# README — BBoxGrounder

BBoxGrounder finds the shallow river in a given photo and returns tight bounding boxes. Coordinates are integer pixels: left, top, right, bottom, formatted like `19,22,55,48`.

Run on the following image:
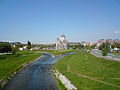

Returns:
3,52,73,90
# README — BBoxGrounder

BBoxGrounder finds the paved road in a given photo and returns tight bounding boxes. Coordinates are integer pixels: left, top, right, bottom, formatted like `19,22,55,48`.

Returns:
0,53,12,55
90,50,120,62
3,52,73,90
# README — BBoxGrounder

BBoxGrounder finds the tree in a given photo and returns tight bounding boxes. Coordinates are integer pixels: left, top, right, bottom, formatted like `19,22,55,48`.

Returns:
99,43,110,53
27,41,31,50
0,43,12,53
12,46,18,54
105,43,111,53
111,44,115,49
115,43,120,48
102,48,108,56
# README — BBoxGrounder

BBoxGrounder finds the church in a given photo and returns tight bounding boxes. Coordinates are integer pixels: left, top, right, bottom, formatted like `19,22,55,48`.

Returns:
56,34,69,50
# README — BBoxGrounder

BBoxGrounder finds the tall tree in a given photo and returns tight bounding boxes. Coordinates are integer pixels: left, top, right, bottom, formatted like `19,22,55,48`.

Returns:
27,41,31,50
102,48,108,56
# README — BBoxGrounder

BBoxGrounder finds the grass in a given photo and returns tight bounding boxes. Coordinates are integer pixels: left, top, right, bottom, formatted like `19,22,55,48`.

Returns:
0,50,41,80
55,50,120,90
38,49,75,56
56,79,67,90
111,53,120,56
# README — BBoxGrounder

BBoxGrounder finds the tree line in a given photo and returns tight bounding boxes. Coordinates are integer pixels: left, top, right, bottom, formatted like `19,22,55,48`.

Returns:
0,43,12,53
0,41,31,54
99,43,120,56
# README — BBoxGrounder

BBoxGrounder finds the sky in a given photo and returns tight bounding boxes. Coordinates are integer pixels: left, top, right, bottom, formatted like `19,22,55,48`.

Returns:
0,0,120,44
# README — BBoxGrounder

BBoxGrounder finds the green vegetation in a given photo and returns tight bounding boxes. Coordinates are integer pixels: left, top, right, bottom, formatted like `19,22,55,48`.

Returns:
55,51,120,90
0,42,27,54
27,41,32,50
116,44,120,48
69,44,84,49
84,46,92,51
0,43,12,53
102,48,108,56
99,43,111,56
39,49,75,56
111,53,120,56
56,79,67,90
83,45,96,51
0,51,41,81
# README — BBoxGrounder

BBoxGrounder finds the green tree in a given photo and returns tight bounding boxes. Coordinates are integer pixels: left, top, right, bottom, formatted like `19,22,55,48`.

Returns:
105,43,111,53
70,44,84,49
102,48,108,56
111,44,115,49
27,41,31,50
12,46,18,54
99,43,110,53
0,43,12,53
115,44,120,48
11,44,23,54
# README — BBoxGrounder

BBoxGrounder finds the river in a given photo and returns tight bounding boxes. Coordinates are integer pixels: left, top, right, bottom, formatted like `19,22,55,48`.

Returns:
3,52,73,90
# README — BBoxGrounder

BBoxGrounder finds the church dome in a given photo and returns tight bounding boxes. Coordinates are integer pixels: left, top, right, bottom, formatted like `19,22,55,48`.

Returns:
61,34,65,37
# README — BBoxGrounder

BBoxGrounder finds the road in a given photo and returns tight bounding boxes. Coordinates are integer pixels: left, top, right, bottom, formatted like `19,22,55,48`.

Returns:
90,50,120,62
3,52,73,90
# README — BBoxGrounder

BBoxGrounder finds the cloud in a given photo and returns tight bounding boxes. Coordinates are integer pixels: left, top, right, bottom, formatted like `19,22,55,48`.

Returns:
114,30,120,34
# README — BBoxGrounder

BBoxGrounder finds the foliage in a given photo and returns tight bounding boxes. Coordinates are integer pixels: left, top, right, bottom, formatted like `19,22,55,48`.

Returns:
99,43,111,54
56,79,67,90
84,45,95,51
102,48,108,56
27,41,31,50
111,44,115,49
69,44,84,49
111,53,120,56
0,51,41,80
115,43,120,48
11,44,24,54
0,43,12,53
11,46,18,54
15,44,24,48
38,49,75,56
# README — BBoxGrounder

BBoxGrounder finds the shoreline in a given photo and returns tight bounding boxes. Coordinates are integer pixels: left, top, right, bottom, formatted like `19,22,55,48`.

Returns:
53,68,77,90
0,55,42,89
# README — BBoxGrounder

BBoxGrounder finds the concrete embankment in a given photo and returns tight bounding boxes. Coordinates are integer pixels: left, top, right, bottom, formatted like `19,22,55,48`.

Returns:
53,69,77,90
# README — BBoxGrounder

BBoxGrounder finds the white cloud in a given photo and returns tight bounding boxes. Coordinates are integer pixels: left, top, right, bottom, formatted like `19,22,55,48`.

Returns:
114,30,120,34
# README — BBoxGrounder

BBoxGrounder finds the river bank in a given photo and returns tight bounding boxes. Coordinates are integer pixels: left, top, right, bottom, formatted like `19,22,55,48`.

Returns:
55,51,120,90
2,51,74,90
0,51,41,89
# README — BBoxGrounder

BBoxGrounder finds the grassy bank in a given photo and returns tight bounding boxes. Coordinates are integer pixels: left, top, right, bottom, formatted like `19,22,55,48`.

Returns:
56,79,67,90
0,51,41,88
38,49,75,56
55,51,120,90
111,53,120,56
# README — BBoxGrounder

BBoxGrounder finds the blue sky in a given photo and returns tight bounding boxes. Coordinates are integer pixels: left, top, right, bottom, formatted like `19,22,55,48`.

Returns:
0,0,120,44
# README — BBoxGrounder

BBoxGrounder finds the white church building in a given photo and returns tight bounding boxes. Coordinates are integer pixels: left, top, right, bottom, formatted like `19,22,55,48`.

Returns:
56,34,69,50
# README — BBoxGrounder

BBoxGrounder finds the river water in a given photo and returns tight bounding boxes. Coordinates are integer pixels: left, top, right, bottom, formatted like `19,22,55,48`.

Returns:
3,52,73,90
